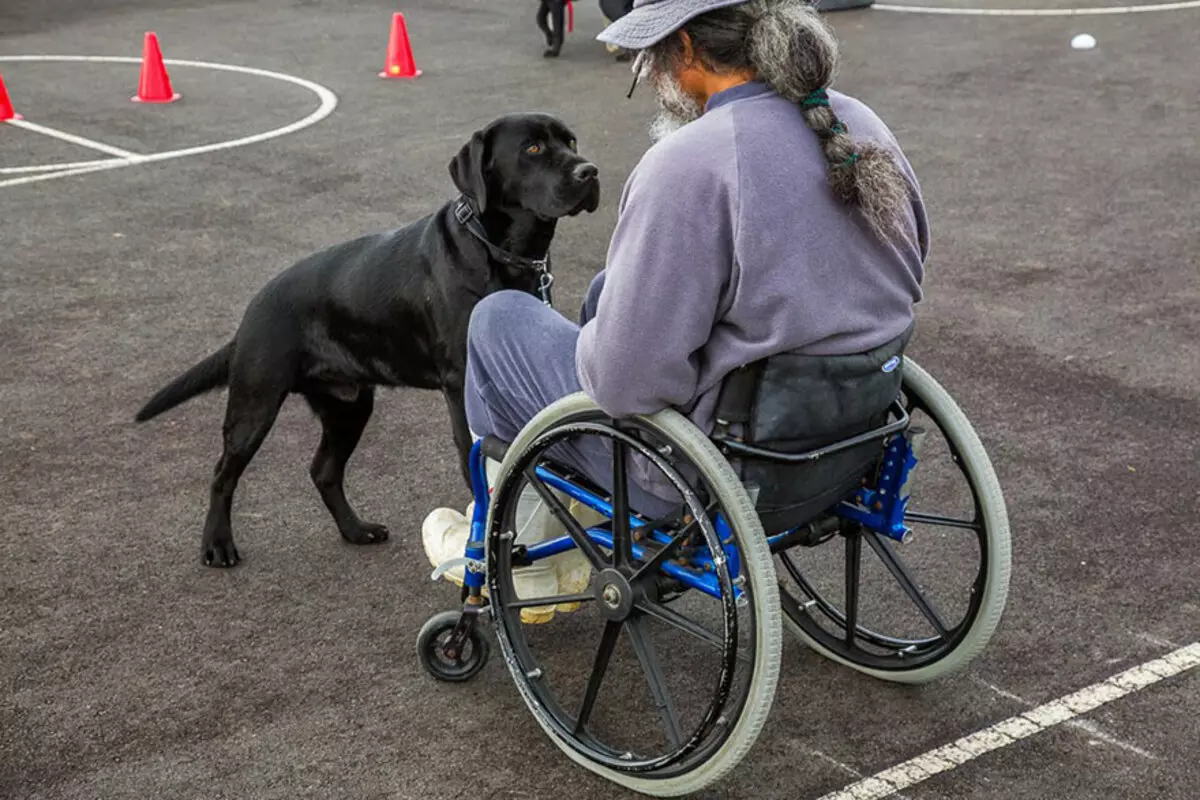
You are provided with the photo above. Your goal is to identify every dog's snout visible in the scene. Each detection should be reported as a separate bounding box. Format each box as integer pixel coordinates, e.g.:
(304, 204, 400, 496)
(573, 162, 599, 182)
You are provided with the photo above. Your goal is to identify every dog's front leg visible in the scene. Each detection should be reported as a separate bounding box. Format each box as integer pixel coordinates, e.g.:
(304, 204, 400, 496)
(442, 384, 474, 489)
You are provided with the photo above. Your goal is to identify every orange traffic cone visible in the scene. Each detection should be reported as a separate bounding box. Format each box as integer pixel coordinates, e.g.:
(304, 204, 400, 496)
(567, 1, 574, 33)
(380, 12, 422, 79)
(0, 73, 21, 121)
(131, 32, 180, 103)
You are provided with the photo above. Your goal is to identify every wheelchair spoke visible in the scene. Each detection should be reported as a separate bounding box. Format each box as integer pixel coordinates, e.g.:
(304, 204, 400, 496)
(635, 600, 749, 664)
(626, 614, 684, 748)
(844, 531, 862, 647)
(524, 467, 608, 571)
(611, 437, 633, 570)
(506, 591, 595, 610)
(904, 510, 981, 532)
(575, 620, 623, 735)
(631, 517, 699, 584)
(863, 531, 951, 639)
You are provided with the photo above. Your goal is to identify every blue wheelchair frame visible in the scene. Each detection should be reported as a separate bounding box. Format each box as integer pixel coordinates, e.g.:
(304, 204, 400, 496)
(457, 399, 921, 603)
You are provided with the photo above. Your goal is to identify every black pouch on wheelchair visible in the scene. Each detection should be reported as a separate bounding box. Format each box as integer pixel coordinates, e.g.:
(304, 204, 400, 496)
(714, 324, 913, 534)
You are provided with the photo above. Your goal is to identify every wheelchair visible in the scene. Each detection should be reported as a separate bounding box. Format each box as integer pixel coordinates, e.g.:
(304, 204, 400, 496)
(416, 354, 1011, 797)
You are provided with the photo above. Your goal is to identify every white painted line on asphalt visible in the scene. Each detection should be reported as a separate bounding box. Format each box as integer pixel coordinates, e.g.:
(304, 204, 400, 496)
(0, 160, 134, 189)
(0, 158, 127, 175)
(809, 750, 913, 800)
(873, 0, 1200, 14)
(970, 677, 1158, 758)
(818, 642, 1200, 800)
(0, 55, 337, 189)
(5, 117, 141, 159)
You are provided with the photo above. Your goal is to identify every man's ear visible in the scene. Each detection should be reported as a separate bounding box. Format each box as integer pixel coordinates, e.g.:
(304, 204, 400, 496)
(448, 130, 490, 212)
(678, 30, 695, 67)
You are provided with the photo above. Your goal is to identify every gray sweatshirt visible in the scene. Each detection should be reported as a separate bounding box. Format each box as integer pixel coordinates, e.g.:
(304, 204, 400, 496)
(576, 81, 929, 434)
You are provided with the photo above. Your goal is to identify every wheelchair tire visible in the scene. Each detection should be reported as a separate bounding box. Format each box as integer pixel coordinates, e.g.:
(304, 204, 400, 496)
(780, 357, 1012, 684)
(486, 393, 782, 797)
(417, 610, 491, 683)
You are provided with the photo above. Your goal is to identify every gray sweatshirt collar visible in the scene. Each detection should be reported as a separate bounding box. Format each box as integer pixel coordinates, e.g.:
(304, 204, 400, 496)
(704, 80, 773, 114)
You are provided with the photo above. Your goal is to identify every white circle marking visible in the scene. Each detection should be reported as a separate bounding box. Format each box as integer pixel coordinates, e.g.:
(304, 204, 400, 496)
(0, 55, 338, 188)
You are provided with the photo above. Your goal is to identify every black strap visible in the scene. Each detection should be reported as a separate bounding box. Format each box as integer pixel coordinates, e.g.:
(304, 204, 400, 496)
(705, 362, 763, 443)
(454, 197, 554, 305)
(714, 361, 764, 428)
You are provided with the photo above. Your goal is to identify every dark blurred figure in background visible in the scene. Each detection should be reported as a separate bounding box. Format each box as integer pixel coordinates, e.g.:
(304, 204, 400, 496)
(599, 0, 636, 60)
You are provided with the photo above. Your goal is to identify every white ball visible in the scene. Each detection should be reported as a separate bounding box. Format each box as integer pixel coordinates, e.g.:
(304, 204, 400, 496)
(1071, 33, 1097, 50)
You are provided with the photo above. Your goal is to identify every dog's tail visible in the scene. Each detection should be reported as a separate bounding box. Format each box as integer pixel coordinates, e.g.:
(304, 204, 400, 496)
(135, 343, 233, 422)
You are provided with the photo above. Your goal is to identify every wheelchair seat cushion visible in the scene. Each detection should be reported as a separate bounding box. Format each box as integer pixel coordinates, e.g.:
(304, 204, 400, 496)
(716, 323, 913, 534)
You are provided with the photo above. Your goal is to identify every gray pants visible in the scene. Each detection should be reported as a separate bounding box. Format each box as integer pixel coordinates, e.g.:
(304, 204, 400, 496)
(463, 277, 676, 518)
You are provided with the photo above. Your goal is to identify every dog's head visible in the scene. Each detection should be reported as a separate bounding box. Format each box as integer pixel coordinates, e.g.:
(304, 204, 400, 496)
(449, 113, 600, 219)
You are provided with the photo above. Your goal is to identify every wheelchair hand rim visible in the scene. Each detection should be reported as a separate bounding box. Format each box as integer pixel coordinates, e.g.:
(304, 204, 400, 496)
(486, 417, 756, 776)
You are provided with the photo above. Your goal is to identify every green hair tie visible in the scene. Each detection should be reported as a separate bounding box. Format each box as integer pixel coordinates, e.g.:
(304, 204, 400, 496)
(842, 153, 862, 167)
(800, 88, 830, 108)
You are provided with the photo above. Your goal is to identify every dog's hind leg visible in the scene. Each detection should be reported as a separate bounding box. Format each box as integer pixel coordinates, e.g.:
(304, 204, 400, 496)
(202, 386, 286, 567)
(304, 388, 389, 545)
(442, 384, 474, 489)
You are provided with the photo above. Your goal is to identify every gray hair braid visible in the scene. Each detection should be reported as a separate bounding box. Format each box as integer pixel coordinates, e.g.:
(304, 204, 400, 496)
(645, 0, 913, 243)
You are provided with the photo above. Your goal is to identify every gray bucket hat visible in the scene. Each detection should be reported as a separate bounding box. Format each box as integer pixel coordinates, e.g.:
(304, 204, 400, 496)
(596, 0, 750, 51)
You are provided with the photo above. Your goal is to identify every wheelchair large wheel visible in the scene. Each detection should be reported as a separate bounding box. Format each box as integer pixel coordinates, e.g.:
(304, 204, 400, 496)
(777, 358, 1011, 683)
(486, 393, 781, 797)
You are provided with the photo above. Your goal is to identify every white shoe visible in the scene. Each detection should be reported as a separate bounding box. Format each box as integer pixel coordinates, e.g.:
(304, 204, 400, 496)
(421, 504, 560, 624)
(422, 506, 472, 584)
(547, 500, 608, 611)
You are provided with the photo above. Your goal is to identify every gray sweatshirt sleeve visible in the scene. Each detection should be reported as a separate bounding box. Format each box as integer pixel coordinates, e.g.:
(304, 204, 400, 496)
(576, 138, 737, 418)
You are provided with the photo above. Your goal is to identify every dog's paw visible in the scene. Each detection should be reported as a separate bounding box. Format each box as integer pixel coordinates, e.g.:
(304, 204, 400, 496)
(543, 47, 562, 58)
(342, 521, 390, 545)
(203, 537, 241, 568)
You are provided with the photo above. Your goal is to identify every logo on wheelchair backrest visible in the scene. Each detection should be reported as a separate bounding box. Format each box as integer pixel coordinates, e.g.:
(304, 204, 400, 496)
(882, 356, 901, 373)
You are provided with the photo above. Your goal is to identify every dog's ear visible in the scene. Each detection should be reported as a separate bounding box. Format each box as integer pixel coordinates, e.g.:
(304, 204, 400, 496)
(449, 130, 490, 212)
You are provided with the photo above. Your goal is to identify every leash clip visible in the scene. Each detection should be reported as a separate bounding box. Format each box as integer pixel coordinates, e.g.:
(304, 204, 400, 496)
(537, 269, 555, 306)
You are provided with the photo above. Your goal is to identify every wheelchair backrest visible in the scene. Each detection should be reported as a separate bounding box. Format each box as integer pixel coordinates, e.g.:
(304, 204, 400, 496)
(713, 323, 913, 533)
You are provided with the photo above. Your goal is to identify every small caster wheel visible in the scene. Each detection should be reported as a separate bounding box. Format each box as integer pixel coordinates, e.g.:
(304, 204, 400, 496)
(417, 610, 490, 682)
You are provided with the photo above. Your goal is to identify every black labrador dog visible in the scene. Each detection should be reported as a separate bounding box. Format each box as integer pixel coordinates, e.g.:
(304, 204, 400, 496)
(135, 113, 600, 567)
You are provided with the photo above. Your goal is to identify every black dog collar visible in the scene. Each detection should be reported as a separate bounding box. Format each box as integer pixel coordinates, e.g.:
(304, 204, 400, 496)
(453, 196, 554, 305)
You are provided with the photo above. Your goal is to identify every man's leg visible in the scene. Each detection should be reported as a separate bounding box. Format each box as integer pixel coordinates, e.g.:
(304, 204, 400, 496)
(463, 287, 675, 514)
(423, 290, 671, 622)
(425, 291, 600, 623)
(462, 290, 583, 443)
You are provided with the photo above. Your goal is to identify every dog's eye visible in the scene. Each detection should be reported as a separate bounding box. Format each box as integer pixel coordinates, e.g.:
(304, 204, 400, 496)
(526, 143, 543, 155)
(568, 139, 577, 152)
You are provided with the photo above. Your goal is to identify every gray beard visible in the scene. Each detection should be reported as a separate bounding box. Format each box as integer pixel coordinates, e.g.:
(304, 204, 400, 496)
(648, 70, 703, 144)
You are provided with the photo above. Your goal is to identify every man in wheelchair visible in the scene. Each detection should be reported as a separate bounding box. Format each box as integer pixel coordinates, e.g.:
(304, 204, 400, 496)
(423, 0, 929, 621)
